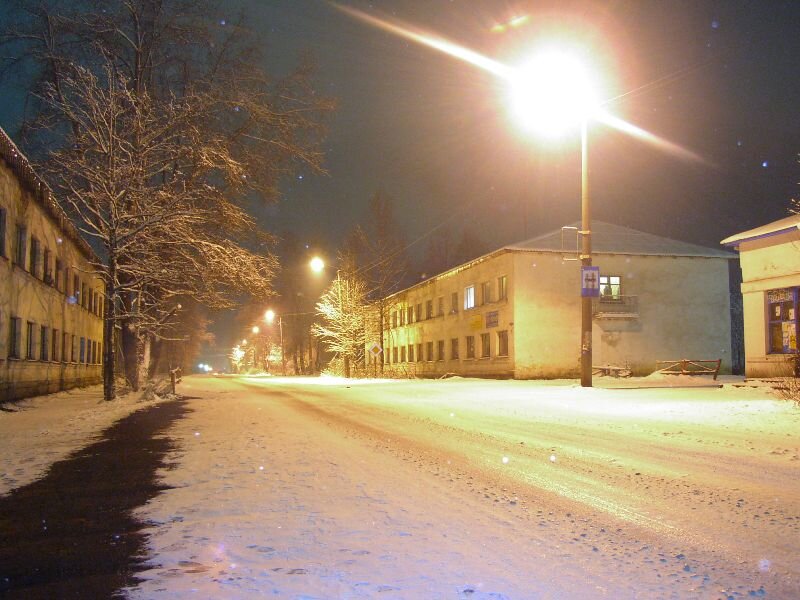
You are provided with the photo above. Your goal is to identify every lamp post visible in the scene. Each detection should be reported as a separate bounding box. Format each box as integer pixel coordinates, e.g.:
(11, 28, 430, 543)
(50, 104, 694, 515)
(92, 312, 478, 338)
(264, 309, 285, 375)
(509, 49, 600, 387)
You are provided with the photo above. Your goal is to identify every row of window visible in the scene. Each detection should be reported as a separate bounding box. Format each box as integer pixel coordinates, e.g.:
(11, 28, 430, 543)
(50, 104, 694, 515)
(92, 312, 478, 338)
(0, 206, 103, 318)
(7, 317, 102, 365)
(385, 330, 510, 364)
(390, 275, 508, 328)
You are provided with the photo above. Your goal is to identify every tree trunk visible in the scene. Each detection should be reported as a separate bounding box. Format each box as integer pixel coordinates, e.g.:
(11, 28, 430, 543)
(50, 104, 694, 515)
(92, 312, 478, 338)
(103, 276, 116, 401)
(136, 333, 151, 391)
(344, 354, 351, 378)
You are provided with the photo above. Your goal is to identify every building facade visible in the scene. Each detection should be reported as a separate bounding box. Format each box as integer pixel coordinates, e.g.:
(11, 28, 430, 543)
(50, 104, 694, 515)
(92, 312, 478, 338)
(0, 127, 104, 402)
(374, 222, 735, 379)
(722, 215, 800, 377)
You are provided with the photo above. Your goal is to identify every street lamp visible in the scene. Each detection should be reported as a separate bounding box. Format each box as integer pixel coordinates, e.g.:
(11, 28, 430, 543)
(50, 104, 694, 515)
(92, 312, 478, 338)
(509, 48, 601, 387)
(264, 309, 285, 375)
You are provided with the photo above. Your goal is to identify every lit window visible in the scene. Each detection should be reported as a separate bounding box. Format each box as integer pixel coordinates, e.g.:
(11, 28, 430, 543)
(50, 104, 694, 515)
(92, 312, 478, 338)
(464, 285, 475, 310)
(767, 288, 798, 354)
(599, 275, 622, 301)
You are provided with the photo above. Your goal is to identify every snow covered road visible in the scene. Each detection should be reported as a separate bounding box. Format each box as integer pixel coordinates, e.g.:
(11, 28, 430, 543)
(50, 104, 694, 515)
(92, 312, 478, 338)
(128, 376, 799, 599)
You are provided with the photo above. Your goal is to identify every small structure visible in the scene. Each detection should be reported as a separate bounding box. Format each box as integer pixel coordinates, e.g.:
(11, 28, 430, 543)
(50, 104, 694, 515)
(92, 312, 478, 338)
(373, 222, 736, 379)
(0, 127, 104, 402)
(722, 215, 800, 377)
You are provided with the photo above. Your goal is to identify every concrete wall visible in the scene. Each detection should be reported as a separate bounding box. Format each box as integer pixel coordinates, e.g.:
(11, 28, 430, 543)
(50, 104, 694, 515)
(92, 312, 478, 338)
(0, 158, 104, 402)
(380, 252, 515, 378)
(736, 231, 800, 377)
(511, 251, 732, 378)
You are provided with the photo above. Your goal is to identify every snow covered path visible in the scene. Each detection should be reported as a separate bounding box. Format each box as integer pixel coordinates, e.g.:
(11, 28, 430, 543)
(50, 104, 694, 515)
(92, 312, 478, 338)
(128, 376, 800, 599)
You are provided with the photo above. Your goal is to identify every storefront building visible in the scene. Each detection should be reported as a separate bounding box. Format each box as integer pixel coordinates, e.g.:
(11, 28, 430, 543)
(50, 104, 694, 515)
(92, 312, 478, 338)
(722, 215, 800, 377)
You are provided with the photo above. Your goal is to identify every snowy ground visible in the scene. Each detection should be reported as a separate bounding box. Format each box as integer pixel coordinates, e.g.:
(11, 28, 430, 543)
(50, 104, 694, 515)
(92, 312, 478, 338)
(2, 375, 799, 598)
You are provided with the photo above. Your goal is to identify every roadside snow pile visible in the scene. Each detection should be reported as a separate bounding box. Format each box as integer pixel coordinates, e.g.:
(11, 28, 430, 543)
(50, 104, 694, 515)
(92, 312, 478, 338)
(0, 386, 164, 496)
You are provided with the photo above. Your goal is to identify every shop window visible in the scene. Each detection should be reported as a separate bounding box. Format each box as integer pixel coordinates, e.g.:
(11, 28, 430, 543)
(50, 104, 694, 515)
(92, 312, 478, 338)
(767, 288, 798, 354)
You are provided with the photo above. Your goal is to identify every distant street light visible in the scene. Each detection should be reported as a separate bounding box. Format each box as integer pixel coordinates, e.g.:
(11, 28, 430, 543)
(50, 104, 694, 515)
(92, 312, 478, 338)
(508, 48, 602, 388)
(251, 325, 260, 334)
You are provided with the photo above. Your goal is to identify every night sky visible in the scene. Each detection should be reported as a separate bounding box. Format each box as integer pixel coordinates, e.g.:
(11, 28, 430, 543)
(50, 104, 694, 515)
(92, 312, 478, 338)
(2, 0, 798, 256)
(245, 0, 800, 256)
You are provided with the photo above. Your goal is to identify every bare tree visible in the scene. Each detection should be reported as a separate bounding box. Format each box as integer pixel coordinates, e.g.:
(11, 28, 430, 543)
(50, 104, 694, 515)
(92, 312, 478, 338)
(312, 273, 368, 378)
(2, 0, 334, 398)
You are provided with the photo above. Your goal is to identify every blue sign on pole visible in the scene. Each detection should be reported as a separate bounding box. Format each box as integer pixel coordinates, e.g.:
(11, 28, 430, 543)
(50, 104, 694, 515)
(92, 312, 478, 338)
(581, 266, 600, 297)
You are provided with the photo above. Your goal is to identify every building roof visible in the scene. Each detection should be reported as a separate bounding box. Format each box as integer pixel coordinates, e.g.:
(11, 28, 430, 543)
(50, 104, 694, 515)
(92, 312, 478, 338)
(720, 214, 800, 248)
(507, 221, 736, 258)
(0, 126, 99, 263)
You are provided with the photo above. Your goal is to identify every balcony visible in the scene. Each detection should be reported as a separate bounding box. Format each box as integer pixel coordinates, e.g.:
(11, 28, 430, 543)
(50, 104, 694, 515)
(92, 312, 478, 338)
(593, 295, 639, 319)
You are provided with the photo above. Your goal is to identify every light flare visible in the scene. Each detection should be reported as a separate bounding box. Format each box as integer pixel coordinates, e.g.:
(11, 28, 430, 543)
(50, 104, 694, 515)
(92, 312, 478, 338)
(333, 3, 706, 163)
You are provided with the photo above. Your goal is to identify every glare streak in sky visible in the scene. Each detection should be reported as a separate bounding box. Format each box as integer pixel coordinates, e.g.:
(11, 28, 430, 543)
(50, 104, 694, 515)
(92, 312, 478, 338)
(333, 3, 706, 164)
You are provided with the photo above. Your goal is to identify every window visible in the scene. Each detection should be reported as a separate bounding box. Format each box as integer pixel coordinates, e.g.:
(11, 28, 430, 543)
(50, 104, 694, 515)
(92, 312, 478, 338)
(498, 330, 509, 356)
(9, 317, 22, 359)
(400, 346, 406, 362)
(399, 308, 405, 326)
(52, 328, 59, 362)
(426, 341, 434, 361)
(416, 343, 423, 362)
(0, 207, 6, 257)
(498, 275, 508, 301)
(480, 333, 491, 358)
(450, 292, 458, 313)
(426, 300, 433, 320)
(73, 275, 80, 304)
(599, 275, 622, 301)
(481, 281, 491, 305)
(415, 303, 422, 323)
(768, 288, 798, 354)
(408, 344, 415, 362)
(43, 248, 52, 284)
(407, 306, 413, 323)
(97, 342, 102, 364)
(437, 297, 444, 316)
(464, 285, 475, 310)
(437, 340, 445, 361)
(71, 334, 76, 362)
(61, 332, 68, 363)
(81, 283, 87, 308)
(40, 326, 49, 361)
(55, 259, 63, 291)
(80, 337, 86, 363)
(29, 237, 40, 277)
(26, 321, 35, 359)
(15, 224, 27, 267)
(392, 346, 398, 363)
(450, 338, 459, 360)
(392, 311, 398, 328)
(466, 335, 475, 359)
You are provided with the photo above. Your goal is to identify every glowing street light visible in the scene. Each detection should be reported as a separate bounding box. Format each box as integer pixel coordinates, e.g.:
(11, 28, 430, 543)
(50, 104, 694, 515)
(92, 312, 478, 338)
(309, 256, 325, 274)
(251, 325, 260, 334)
(264, 309, 275, 323)
(508, 48, 601, 387)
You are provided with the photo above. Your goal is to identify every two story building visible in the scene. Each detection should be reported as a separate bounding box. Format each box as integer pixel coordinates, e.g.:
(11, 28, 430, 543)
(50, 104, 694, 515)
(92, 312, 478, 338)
(375, 222, 735, 379)
(0, 127, 104, 402)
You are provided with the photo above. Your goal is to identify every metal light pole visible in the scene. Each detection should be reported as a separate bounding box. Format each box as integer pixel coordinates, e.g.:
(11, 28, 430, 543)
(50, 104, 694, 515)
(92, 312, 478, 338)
(580, 119, 592, 387)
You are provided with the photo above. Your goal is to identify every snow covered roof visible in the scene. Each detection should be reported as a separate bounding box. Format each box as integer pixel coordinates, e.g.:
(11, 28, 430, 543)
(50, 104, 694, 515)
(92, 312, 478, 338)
(720, 214, 800, 249)
(507, 221, 736, 259)
(0, 126, 99, 263)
